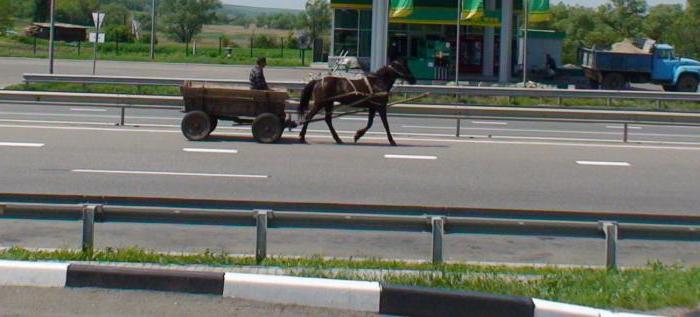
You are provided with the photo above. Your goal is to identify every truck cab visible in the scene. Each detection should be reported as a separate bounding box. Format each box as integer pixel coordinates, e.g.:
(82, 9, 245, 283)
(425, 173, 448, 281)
(652, 44, 700, 92)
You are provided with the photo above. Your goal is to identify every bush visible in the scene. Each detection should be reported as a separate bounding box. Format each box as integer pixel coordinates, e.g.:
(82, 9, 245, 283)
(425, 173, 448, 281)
(104, 25, 134, 43)
(286, 32, 299, 49)
(252, 34, 278, 48)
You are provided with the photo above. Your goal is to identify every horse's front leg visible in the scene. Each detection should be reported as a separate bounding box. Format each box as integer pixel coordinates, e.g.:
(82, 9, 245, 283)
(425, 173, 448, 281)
(299, 105, 323, 143)
(324, 103, 343, 144)
(354, 107, 376, 143)
(378, 105, 397, 146)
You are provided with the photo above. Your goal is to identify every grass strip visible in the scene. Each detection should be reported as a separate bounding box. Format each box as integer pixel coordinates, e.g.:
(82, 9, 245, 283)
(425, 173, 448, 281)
(0, 246, 697, 311)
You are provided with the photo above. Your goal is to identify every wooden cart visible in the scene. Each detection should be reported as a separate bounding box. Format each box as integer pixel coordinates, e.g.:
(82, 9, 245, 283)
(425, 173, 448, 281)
(180, 81, 292, 143)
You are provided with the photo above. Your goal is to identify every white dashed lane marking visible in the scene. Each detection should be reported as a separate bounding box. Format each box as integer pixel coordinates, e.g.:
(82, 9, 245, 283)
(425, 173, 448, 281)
(183, 148, 239, 154)
(0, 142, 44, 147)
(71, 169, 268, 179)
(576, 161, 631, 167)
(384, 154, 438, 160)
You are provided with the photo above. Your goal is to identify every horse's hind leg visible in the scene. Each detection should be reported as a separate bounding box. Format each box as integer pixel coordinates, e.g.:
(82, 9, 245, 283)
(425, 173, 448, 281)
(378, 106, 397, 146)
(324, 103, 343, 144)
(299, 104, 323, 143)
(354, 107, 375, 143)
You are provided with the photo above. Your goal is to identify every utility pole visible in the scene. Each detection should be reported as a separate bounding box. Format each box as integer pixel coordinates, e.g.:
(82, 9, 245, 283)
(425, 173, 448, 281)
(455, 0, 462, 86)
(522, 0, 529, 85)
(150, 0, 156, 59)
(48, 0, 56, 74)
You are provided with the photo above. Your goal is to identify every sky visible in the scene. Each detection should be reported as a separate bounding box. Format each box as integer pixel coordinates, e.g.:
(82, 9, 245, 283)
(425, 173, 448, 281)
(221, 0, 685, 10)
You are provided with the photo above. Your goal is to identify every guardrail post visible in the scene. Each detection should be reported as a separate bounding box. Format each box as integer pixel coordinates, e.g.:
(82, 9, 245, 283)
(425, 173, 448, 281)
(606, 98, 612, 107)
(431, 217, 445, 264)
(600, 221, 618, 270)
(623, 123, 629, 143)
(120, 107, 126, 126)
(255, 210, 270, 263)
(456, 119, 461, 138)
(557, 97, 562, 105)
(82, 205, 99, 254)
(656, 100, 662, 110)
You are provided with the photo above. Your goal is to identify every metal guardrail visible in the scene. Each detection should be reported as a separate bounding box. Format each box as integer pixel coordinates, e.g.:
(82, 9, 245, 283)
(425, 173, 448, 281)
(1, 193, 699, 269)
(3, 89, 700, 142)
(22, 73, 700, 101)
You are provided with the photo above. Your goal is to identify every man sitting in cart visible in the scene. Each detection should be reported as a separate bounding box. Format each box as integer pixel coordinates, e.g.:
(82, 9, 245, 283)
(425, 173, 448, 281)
(250, 57, 270, 90)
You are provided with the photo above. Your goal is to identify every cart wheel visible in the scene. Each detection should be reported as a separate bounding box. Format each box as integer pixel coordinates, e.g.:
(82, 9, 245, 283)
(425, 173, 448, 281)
(181, 111, 211, 141)
(209, 116, 218, 133)
(676, 74, 699, 93)
(252, 113, 283, 143)
(602, 73, 626, 90)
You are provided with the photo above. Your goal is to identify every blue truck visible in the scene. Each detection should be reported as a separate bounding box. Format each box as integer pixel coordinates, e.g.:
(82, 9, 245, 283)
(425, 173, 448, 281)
(581, 44, 700, 92)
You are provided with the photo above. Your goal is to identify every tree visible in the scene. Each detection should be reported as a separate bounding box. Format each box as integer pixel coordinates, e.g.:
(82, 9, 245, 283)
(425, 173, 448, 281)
(160, 0, 221, 45)
(57, 0, 99, 25)
(644, 4, 683, 42)
(0, 0, 13, 35)
(102, 2, 130, 26)
(302, 0, 331, 50)
(597, 0, 647, 39)
(688, 0, 700, 19)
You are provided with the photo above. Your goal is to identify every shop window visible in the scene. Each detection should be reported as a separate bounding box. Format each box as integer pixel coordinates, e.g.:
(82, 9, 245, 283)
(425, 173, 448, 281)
(334, 29, 358, 56)
(335, 9, 359, 29)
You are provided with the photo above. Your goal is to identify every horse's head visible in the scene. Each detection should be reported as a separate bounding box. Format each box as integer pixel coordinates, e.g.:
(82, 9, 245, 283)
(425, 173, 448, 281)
(388, 59, 416, 85)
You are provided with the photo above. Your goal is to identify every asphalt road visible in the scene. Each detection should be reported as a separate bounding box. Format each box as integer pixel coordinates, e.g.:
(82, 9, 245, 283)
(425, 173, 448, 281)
(0, 103, 699, 266)
(0, 57, 312, 87)
(0, 286, 374, 317)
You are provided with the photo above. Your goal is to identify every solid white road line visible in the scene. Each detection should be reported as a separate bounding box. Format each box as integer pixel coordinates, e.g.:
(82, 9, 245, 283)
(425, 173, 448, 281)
(183, 148, 238, 154)
(340, 117, 368, 121)
(576, 161, 631, 167)
(70, 108, 107, 112)
(0, 142, 44, 147)
(384, 154, 437, 160)
(472, 121, 508, 125)
(72, 169, 268, 179)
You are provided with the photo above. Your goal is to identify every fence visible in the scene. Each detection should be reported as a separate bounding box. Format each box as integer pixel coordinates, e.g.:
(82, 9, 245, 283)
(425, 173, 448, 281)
(1, 193, 699, 270)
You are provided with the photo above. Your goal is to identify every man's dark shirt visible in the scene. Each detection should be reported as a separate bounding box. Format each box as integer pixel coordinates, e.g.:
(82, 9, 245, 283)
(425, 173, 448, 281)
(250, 65, 269, 90)
(546, 56, 557, 71)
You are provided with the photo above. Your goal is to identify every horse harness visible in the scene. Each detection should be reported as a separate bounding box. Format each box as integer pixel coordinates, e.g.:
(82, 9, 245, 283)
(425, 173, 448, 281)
(320, 75, 389, 107)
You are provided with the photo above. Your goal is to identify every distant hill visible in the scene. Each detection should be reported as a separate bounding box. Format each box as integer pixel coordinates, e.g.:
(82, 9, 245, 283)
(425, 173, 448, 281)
(218, 4, 303, 18)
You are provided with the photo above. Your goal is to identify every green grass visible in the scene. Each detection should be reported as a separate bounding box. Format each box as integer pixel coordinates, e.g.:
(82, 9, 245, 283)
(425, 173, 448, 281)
(0, 36, 310, 67)
(4, 83, 181, 96)
(0, 246, 698, 311)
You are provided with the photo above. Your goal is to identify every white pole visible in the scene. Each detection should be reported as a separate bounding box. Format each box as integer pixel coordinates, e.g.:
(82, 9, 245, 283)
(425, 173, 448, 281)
(455, 0, 461, 85)
(92, 13, 101, 75)
(150, 0, 156, 59)
(48, 0, 56, 74)
(522, 0, 529, 84)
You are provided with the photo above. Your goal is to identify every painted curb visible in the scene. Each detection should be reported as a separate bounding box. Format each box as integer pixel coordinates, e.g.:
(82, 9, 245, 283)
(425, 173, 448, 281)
(224, 272, 380, 312)
(0, 260, 68, 287)
(0, 260, 665, 317)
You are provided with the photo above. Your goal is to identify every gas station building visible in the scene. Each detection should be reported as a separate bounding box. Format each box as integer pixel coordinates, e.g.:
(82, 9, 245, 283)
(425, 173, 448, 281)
(329, 0, 560, 83)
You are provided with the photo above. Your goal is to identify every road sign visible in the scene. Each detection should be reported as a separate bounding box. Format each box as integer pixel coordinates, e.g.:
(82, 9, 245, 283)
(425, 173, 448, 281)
(92, 12, 105, 29)
(89, 32, 105, 43)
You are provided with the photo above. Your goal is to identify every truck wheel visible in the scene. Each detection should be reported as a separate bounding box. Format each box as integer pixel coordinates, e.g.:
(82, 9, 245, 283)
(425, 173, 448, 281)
(588, 79, 600, 89)
(676, 74, 699, 93)
(252, 113, 283, 143)
(181, 111, 211, 141)
(602, 73, 626, 90)
(662, 85, 676, 92)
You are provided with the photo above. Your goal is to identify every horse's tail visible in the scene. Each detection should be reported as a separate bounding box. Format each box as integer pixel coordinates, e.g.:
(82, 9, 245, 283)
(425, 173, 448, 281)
(298, 79, 319, 118)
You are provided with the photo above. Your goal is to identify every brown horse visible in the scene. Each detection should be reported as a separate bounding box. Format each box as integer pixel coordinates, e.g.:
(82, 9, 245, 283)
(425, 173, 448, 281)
(297, 59, 416, 146)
